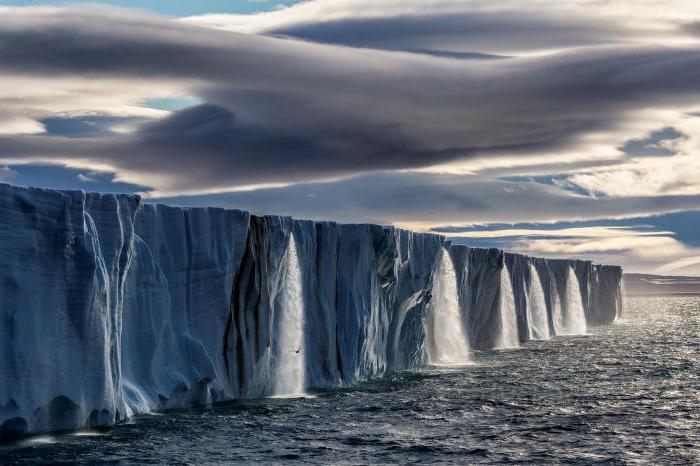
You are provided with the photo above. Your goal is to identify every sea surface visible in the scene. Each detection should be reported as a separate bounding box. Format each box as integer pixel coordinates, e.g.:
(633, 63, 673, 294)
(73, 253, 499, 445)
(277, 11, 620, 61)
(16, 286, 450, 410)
(2, 295, 699, 464)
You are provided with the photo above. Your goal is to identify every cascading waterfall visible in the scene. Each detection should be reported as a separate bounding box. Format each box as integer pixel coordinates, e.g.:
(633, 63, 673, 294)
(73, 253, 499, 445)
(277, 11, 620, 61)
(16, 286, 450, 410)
(618, 280, 626, 319)
(526, 264, 550, 340)
(272, 234, 306, 396)
(428, 250, 471, 365)
(553, 267, 587, 335)
(565, 267, 587, 334)
(497, 266, 520, 349)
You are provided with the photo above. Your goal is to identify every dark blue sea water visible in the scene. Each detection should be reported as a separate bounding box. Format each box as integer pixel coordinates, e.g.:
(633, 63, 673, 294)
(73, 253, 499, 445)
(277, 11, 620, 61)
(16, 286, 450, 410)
(2, 295, 699, 464)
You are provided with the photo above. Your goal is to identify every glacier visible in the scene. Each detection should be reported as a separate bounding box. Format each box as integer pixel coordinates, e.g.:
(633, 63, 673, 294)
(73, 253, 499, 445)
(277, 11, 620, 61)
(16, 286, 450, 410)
(0, 184, 623, 438)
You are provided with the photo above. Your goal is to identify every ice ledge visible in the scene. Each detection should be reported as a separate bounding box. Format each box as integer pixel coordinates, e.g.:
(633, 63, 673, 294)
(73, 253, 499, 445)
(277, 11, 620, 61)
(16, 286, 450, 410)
(0, 183, 622, 438)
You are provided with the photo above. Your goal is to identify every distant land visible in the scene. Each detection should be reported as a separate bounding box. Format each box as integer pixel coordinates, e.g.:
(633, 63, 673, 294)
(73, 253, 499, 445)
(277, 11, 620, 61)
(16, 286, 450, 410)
(624, 274, 700, 296)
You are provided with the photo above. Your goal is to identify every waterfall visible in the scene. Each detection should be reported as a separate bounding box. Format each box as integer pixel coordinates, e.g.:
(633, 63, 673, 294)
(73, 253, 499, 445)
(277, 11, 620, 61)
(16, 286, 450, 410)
(526, 264, 550, 340)
(618, 280, 626, 319)
(428, 250, 471, 365)
(272, 234, 306, 396)
(496, 266, 519, 349)
(553, 267, 587, 335)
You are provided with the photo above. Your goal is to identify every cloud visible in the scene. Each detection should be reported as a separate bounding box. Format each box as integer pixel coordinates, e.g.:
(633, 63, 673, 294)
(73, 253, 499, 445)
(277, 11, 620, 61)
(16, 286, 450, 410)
(41, 114, 147, 138)
(0, 5, 699, 195)
(153, 172, 700, 228)
(438, 226, 674, 239)
(0, 166, 18, 181)
(512, 234, 684, 258)
(440, 222, 700, 274)
(77, 173, 98, 182)
(562, 113, 700, 197)
(565, 157, 700, 197)
(262, 13, 623, 55)
(512, 234, 700, 275)
(186, 0, 700, 53)
(684, 21, 700, 36)
(0, 116, 44, 135)
(621, 127, 685, 157)
(152, 166, 700, 272)
(655, 255, 700, 274)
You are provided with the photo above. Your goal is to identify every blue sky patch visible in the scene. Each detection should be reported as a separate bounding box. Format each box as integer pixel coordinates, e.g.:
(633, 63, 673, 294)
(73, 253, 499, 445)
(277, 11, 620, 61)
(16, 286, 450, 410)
(0, 0, 302, 15)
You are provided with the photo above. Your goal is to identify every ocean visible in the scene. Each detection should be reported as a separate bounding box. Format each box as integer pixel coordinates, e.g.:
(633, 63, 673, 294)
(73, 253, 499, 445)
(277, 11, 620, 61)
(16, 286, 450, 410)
(2, 295, 698, 464)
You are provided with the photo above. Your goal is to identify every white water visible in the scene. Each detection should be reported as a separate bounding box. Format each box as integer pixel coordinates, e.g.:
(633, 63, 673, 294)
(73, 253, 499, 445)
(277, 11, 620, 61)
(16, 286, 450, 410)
(553, 267, 587, 335)
(497, 266, 520, 349)
(272, 234, 306, 396)
(618, 281, 626, 319)
(428, 251, 471, 365)
(526, 264, 550, 340)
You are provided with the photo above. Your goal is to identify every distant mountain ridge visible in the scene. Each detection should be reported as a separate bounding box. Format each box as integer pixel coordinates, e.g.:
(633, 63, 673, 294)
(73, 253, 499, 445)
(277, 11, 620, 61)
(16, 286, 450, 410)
(624, 273, 700, 295)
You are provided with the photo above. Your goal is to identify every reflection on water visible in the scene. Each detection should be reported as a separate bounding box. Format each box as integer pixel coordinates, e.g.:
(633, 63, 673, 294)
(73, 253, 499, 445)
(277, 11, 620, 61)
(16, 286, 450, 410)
(3, 296, 700, 464)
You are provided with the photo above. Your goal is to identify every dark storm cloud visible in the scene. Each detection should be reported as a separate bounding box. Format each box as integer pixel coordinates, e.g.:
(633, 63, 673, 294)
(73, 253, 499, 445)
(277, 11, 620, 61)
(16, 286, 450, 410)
(266, 12, 624, 54)
(1, 6, 700, 193)
(126, 104, 461, 183)
(0, 104, 468, 190)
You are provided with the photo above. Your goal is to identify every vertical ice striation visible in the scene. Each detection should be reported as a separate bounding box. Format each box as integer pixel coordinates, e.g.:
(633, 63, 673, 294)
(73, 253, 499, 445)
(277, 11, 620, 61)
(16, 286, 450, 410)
(427, 250, 471, 365)
(587, 264, 623, 325)
(273, 234, 306, 396)
(527, 264, 550, 340)
(0, 184, 624, 437)
(497, 266, 520, 349)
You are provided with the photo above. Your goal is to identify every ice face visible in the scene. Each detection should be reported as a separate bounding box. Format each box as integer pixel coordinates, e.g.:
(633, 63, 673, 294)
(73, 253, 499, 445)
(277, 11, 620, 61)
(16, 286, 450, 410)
(0, 184, 623, 436)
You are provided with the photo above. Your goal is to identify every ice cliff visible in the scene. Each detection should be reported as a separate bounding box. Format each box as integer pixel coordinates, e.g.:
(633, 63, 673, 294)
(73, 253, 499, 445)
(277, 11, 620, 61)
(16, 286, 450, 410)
(0, 184, 623, 437)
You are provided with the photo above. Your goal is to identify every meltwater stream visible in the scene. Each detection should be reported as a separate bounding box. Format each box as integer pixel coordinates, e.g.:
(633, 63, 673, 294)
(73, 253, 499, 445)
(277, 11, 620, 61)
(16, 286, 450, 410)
(526, 264, 550, 340)
(272, 235, 306, 396)
(427, 251, 471, 366)
(497, 267, 520, 349)
(4, 295, 700, 464)
(552, 267, 588, 336)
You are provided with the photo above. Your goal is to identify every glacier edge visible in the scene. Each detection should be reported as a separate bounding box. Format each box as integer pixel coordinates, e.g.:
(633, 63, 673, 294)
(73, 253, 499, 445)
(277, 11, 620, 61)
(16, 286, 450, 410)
(0, 184, 623, 437)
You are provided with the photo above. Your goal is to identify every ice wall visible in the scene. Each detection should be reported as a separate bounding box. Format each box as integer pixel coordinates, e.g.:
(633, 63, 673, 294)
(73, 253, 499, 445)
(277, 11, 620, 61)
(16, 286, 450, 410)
(589, 265, 624, 325)
(0, 184, 622, 437)
(120, 203, 249, 414)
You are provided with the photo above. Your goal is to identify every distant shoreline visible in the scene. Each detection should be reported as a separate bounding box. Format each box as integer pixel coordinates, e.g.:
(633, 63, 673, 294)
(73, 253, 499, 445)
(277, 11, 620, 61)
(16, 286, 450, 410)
(623, 273, 700, 296)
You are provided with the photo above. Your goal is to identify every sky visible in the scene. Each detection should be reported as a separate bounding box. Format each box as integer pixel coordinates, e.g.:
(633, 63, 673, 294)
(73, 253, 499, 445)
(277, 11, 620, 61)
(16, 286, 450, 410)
(0, 0, 699, 275)
(0, 0, 300, 15)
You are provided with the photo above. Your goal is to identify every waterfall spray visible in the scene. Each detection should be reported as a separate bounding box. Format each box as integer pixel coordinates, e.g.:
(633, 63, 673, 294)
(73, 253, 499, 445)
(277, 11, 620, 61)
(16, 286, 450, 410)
(527, 264, 550, 340)
(553, 267, 587, 335)
(497, 266, 520, 349)
(618, 279, 626, 319)
(428, 250, 471, 365)
(272, 234, 306, 396)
